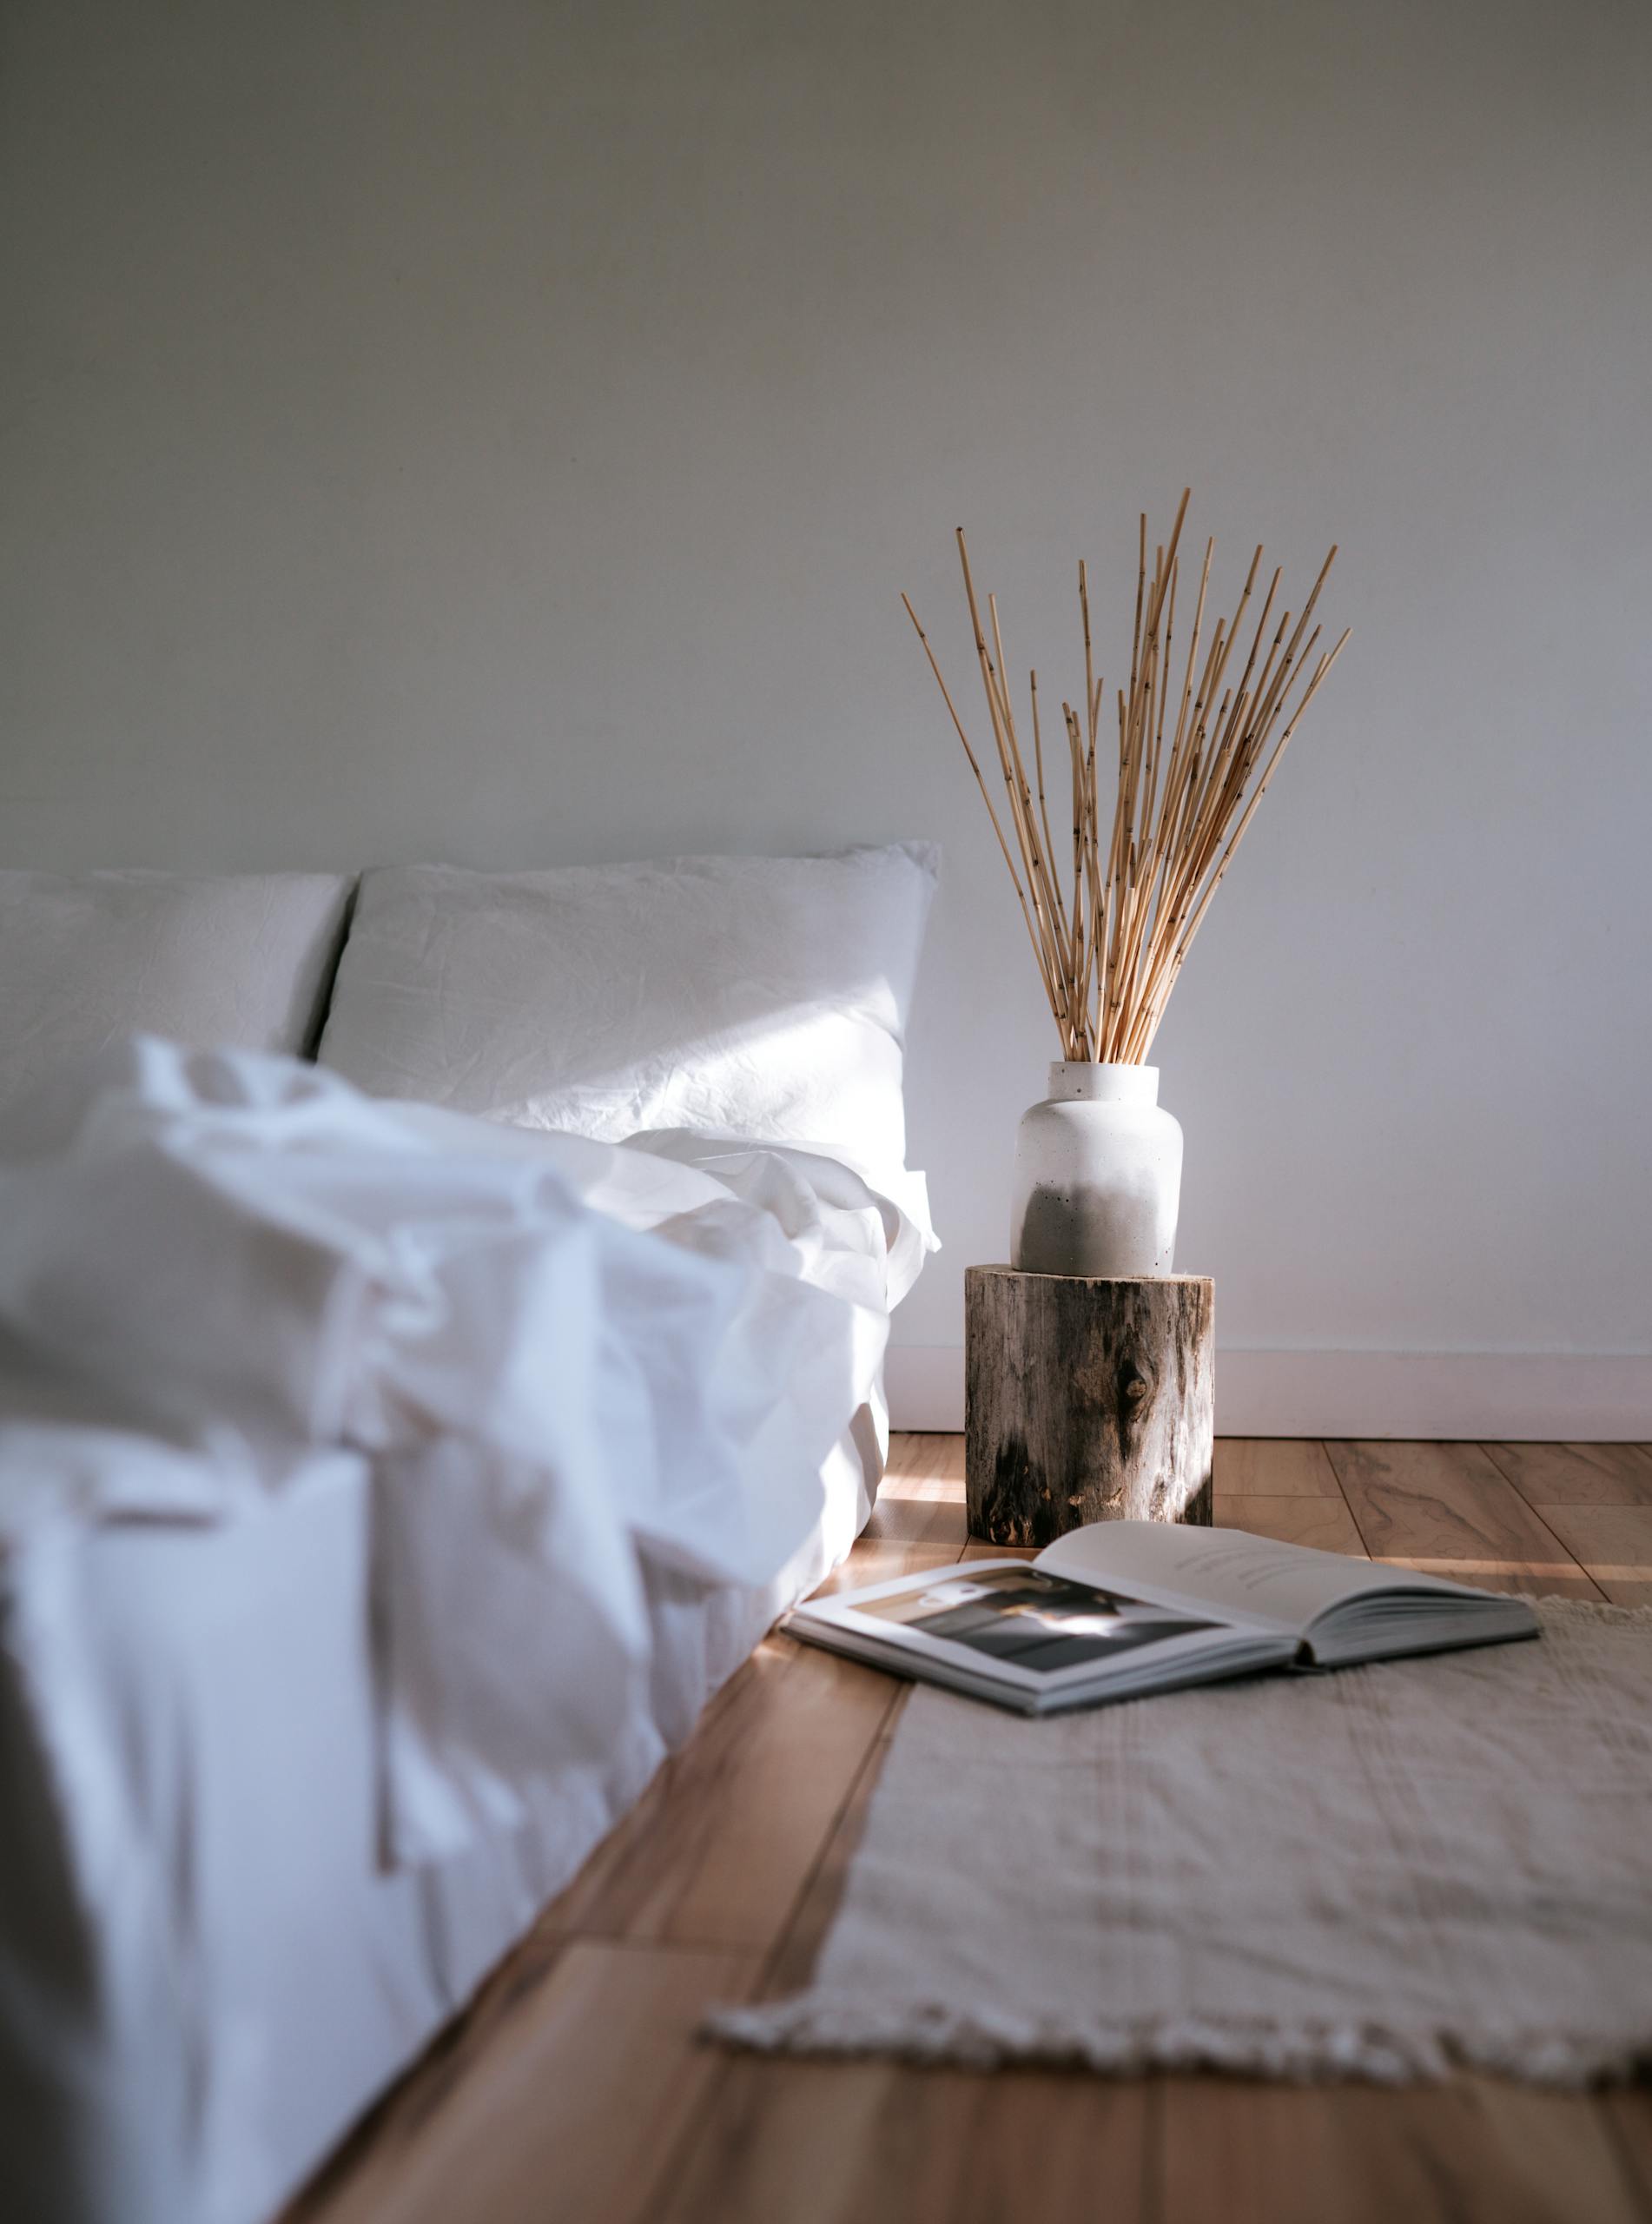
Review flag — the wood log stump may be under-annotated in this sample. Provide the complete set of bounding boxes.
[965,1266,1214,1546]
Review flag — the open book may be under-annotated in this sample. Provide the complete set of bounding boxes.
[789,1521,1540,1714]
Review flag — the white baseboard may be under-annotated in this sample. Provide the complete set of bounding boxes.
[885,1345,1652,1440]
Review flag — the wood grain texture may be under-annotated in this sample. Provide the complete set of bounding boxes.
[882,1430,967,1488]
[651,2058,1149,2224]
[1324,1440,1604,1600]
[1522,1505,1652,1606]
[544,1633,899,1949]
[1215,1493,1369,1556]
[862,1432,968,1550]
[758,1700,908,2002]
[1603,2092,1652,2209]
[966,1267,1213,1544]
[1160,2075,1646,2224]
[1213,1438,1343,1496]
[1483,1442,1652,1508]
[283,1942,757,2224]
[809,1539,961,1595]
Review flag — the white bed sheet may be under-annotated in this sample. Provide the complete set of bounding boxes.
[0,1042,920,2224]
[0,1426,876,2224]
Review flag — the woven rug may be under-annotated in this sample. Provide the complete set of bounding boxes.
[714,1600,1652,2084]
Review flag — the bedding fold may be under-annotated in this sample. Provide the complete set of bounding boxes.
[0,1036,916,1866]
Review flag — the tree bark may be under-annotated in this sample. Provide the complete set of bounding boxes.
[965,1267,1214,1546]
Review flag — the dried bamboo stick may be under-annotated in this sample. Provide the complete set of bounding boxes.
[906,495,1345,1063]
[902,592,1061,1013]
[958,540,1068,1007]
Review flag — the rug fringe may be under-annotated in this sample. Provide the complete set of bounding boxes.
[707,1994,1652,2088]
[1540,1598,1652,1629]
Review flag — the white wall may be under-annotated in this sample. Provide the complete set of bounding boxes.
[3,0,1649,1434]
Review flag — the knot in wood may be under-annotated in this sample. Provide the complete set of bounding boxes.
[965,1266,1214,1544]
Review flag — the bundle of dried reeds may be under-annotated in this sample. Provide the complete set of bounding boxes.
[904,489,1348,1062]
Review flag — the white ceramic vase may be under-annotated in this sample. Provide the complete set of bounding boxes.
[1010,1062,1182,1277]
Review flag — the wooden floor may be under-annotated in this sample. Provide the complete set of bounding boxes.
[287,1437,1652,2224]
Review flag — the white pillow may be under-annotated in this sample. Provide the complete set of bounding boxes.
[318,844,939,1182]
[0,870,354,1111]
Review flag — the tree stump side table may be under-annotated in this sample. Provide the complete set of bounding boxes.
[965,1265,1214,1546]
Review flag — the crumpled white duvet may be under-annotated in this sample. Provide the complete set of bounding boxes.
[0,1036,929,1864]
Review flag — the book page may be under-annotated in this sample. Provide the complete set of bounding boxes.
[793,1558,1289,1697]
[841,1562,1221,1673]
[1035,1520,1472,1637]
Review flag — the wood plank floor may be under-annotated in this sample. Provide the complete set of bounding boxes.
[285,1437,1652,2224]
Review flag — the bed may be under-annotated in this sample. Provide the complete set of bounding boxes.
[0,844,937,2224]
